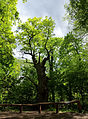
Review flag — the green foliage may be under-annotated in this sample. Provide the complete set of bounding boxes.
[21,61,38,86]
[0,0,20,103]
[8,79,37,104]
[0,0,18,74]
[0,59,20,103]
[57,32,88,107]
[0,0,17,71]
[17,17,55,57]
[17,16,63,65]
[59,32,82,58]
[8,61,37,104]
[65,0,88,35]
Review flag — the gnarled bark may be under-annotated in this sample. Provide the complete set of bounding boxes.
[36,63,48,102]
[32,54,49,102]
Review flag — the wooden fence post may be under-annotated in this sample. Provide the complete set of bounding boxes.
[20,105,23,113]
[56,103,58,114]
[77,101,82,113]
[38,104,41,113]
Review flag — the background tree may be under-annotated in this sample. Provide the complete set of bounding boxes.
[64,0,88,108]
[0,0,26,103]
[58,32,88,108]
[65,0,88,37]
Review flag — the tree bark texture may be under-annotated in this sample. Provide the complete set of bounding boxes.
[35,63,48,102]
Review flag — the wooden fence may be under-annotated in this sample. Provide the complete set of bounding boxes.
[0,100,82,113]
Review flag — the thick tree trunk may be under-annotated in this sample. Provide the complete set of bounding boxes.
[32,53,50,102]
[35,64,49,102]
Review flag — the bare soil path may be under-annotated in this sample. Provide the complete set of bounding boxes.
[0,111,88,119]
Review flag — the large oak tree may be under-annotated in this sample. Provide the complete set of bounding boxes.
[17,17,61,102]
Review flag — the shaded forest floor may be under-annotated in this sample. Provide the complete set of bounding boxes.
[0,111,88,119]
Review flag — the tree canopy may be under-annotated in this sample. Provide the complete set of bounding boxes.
[0,0,22,103]
[65,0,88,36]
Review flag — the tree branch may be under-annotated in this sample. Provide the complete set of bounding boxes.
[25,59,33,64]
[29,36,32,55]
[24,52,32,55]
[38,52,41,63]
[27,32,36,55]
[42,29,51,66]
[32,54,37,65]
[42,50,50,66]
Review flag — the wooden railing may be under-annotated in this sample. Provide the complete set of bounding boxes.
[0,100,82,113]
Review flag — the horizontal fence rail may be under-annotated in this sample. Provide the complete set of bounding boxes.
[0,100,82,113]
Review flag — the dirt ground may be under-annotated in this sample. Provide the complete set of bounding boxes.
[0,111,88,119]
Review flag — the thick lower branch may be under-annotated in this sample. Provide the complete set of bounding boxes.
[42,50,50,66]
[24,52,32,55]
[32,54,37,65]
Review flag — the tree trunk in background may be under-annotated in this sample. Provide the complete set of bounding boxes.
[80,80,84,108]
[68,80,73,101]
